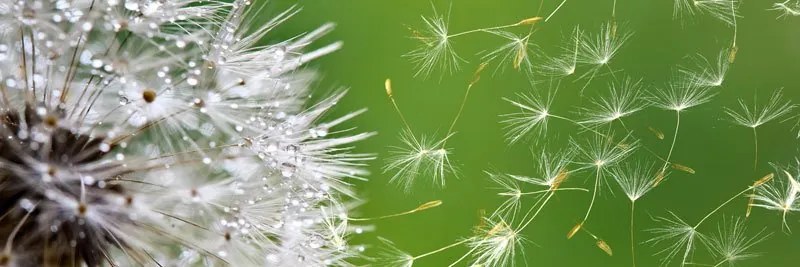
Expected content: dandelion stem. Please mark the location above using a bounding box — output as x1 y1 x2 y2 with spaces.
518 190 557 232
545 0 568 22
662 111 680 172
630 200 636 267
348 200 442 221
413 238 470 259
581 169 602 224
752 127 758 170
448 22 526 38
729 0 738 63
694 186 753 229
385 79 414 133
445 81 474 138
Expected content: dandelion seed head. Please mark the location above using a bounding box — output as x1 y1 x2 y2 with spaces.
467 218 524 267
701 216 769 266
384 130 456 191
611 160 661 201
0 1 371 266
579 78 647 127
501 88 556 144
725 89 794 129
649 81 717 112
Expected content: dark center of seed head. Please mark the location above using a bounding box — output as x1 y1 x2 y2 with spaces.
142 89 157 103
77 203 88 216
44 115 58 128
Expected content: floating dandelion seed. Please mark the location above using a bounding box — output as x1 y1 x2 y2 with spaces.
481 31 536 76
501 88 555 144
576 22 632 87
701 217 769 267
752 163 800 231
579 78 648 127
649 81 716 175
649 81 717 112
570 133 638 239
405 4 463 78
376 237 415 267
489 149 583 221
464 218 525 267
612 160 663 267
771 1 800 18
679 50 731 88
0 1 373 266
384 130 456 191
649 176 770 266
673 0 739 26
538 26 581 77
725 89 794 169
647 212 703 266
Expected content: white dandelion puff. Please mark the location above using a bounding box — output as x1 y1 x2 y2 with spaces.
405 4 463 78
576 22 632 87
700 217 769 267
0 1 372 266
725 89 794 169
679 50 731 88
771 1 800 18
674 0 739 26
579 78 648 127
384 130 457 191
752 162 800 231
501 89 555 144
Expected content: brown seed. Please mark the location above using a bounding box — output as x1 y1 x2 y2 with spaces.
551 168 569 190
517 17 543 25
384 79 393 97
142 89 157 103
648 126 665 140
596 240 613 256
567 222 583 239
414 200 443 212
671 163 695 174
746 194 754 218
753 173 774 187
652 170 666 188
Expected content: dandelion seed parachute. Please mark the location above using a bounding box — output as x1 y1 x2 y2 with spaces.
0 1 371 266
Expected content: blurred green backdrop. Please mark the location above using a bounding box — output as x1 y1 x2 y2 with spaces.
264 0 800 266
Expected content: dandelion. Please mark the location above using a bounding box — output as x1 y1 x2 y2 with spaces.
576 22 632 88
647 211 703 266
569 133 638 239
751 163 800 231
579 78 648 127
725 89 795 169
0 1 372 266
463 218 524 267
406 4 542 78
501 89 555 144
649 81 716 174
771 1 800 18
481 31 536 76
538 27 581 77
611 160 663 267
489 149 585 221
700 217 769 267
648 174 771 266
673 0 739 26
679 50 731 88
384 130 456 191
405 4 463 78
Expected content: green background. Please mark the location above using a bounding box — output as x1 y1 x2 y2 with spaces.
265 0 800 266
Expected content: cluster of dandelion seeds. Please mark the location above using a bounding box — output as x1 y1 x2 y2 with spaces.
0 0 374 266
